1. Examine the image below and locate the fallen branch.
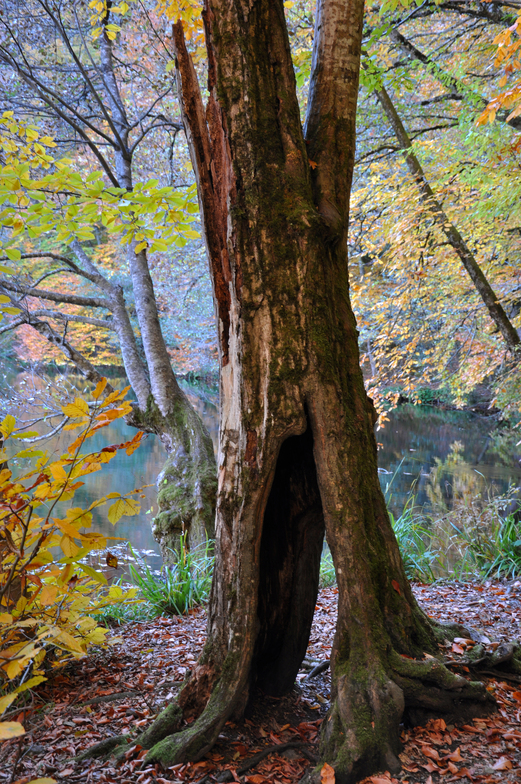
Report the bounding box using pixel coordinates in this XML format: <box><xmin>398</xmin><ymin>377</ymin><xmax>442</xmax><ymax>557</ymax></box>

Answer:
<box><xmin>194</xmin><ymin>741</ymin><xmax>317</xmax><ymax>784</ymax></box>
<box><xmin>304</xmin><ymin>660</ymin><xmax>329</xmax><ymax>680</ymax></box>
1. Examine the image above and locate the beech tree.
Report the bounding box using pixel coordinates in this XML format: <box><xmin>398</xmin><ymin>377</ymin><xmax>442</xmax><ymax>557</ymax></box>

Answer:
<box><xmin>84</xmin><ymin>1</ymin><xmax>521</xmax><ymax>781</ymax></box>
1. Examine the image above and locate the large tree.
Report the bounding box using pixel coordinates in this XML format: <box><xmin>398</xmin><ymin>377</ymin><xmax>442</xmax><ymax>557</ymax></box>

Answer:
<box><xmin>87</xmin><ymin>0</ymin><xmax>506</xmax><ymax>781</ymax></box>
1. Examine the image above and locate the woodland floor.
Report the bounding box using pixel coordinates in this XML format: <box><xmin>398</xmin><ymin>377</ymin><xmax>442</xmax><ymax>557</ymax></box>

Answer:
<box><xmin>1</xmin><ymin>580</ymin><xmax>521</xmax><ymax>784</ymax></box>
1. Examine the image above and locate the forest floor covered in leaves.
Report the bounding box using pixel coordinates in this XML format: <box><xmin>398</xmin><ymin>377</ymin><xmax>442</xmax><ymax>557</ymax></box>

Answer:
<box><xmin>1</xmin><ymin>580</ymin><xmax>521</xmax><ymax>784</ymax></box>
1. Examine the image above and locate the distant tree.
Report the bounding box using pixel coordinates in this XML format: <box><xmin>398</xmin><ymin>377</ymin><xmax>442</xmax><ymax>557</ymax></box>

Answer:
<box><xmin>0</xmin><ymin>1</ymin><xmax>216</xmax><ymax>554</ymax></box>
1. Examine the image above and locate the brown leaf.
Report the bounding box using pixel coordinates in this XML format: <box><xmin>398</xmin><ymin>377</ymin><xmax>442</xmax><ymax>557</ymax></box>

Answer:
<box><xmin>106</xmin><ymin>552</ymin><xmax>118</xmax><ymax>569</ymax></box>
<box><xmin>320</xmin><ymin>762</ymin><xmax>335</xmax><ymax>784</ymax></box>
<box><xmin>492</xmin><ymin>756</ymin><xmax>512</xmax><ymax>770</ymax></box>
<box><xmin>445</xmin><ymin>747</ymin><xmax>462</xmax><ymax>763</ymax></box>
<box><xmin>421</xmin><ymin>762</ymin><xmax>440</xmax><ymax>773</ymax></box>
<box><xmin>421</xmin><ymin>745</ymin><xmax>440</xmax><ymax>761</ymax></box>
<box><xmin>391</xmin><ymin>579</ymin><xmax>401</xmax><ymax>595</ymax></box>
<box><xmin>452</xmin><ymin>643</ymin><xmax>465</xmax><ymax>655</ymax></box>
<box><xmin>511</xmin><ymin>690</ymin><xmax>521</xmax><ymax>702</ymax></box>
<box><xmin>245</xmin><ymin>776</ymin><xmax>267</xmax><ymax>784</ymax></box>
<box><xmin>447</xmin><ymin>761</ymin><xmax>458</xmax><ymax>774</ymax></box>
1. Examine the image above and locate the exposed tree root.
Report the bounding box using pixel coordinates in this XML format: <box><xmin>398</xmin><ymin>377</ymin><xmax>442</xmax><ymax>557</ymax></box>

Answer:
<box><xmin>389</xmin><ymin>649</ymin><xmax>496</xmax><ymax>726</ymax></box>
<box><xmin>75</xmin><ymin>735</ymin><xmax>130</xmax><ymax>762</ymax></box>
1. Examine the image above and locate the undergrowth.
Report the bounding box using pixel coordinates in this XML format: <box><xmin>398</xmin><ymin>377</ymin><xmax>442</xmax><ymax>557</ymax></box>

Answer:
<box><xmin>96</xmin><ymin>536</ymin><xmax>214</xmax><ymax>625</ymax></box>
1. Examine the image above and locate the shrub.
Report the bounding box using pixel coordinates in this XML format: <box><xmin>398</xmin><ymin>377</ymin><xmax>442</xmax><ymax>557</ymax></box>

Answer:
<box><xmin>0</xmin><ymin>380</ymin><xmax>143</xmax><ymax>739</ymax></box>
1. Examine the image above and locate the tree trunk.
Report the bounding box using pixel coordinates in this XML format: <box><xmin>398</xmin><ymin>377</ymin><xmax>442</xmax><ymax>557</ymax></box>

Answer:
<box><xmin>376</xmin><ymin>84</ymin><xmax>521</xmax><ymax>353</ymax></box>
<box><xmin>129</xmin><ymin>1</ymin><xmax>496</xmax><ymax>780</ymax></box>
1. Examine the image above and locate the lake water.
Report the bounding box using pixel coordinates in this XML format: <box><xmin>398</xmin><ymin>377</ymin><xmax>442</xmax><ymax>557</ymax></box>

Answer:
<box><xmin>5</xmin><ymin>375</ymin><xmax>521</xmax><ymax>565</ymax></box>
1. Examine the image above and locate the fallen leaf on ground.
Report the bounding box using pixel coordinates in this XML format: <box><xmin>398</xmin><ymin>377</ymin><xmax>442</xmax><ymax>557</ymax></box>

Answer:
<box><xmin>492</xmin><ymin>756</ymin><xmax>512</xmax><ymax>770</ymax></box>
<box><xmin>320</xmin><ymin>762</ymin><xmax>335</xmax><ymax>784</ymax></box>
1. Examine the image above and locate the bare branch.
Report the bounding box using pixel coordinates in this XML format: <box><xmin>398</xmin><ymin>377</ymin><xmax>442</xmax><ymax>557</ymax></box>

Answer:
<box><xmin>0</xmin><ymin>317</ymin><xmax>24</xmax><ymax>335</ymax></box>
<box><xmin>0</xmin><ymin>279</ymin><xmax>111</xmax><ymax>309</ymax></box>
<box><xmin>30</xmin><ymin>310</ymin><xmax>115</xmax><ymax>329</ymax></box>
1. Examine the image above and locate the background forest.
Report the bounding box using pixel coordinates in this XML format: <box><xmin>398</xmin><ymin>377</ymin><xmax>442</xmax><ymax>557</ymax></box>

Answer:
<box><xmin>0</xmin><ymin>0</ymin><xmax>519</xmax><ymax>427</ymax></box>
<box><xmin>2</xmin><ymin>1</ymin><xmax>521</xmax><ymax>779</ymax></box>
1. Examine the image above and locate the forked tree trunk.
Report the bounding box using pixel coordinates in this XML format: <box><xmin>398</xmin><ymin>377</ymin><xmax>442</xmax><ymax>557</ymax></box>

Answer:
<box><xmin>137</xmin><ymin>1</ymin><xmax>495</xmax><ymax>781</ymax></box>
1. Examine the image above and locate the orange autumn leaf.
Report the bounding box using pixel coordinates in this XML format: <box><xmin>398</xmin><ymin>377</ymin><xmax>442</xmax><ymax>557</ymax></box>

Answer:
<box><xmin>421</xmin><ymin>745</ymin><xmax>440</xmax><ymax>761</ymax></box>
<box><xmin>493</xmin><ymin>756</ymin><xmax>513</xmax><ymax>770</ymax></box>
<box><xmin>444</xmin><ymin>746</ymin><xmax>462</xmax><ymax>762</ymax></box>
<box><xmin>391</xmin><ymin>579</ymin><xmax>401</xmax><ymax>596</ymax></box>
<box><xmin>320</xmin><ymin>763</ymin><xmax>335</xmax><ymax>784</ymax></box>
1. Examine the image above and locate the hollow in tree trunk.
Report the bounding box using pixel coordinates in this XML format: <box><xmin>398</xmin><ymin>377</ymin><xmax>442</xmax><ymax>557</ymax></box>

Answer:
<box><xmin>127</xmin><ymin>1</ymin><xmax>498</xmax><ymax>781</ymax></box>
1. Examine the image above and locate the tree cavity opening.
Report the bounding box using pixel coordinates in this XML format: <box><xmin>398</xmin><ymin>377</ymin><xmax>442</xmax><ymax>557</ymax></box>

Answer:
<box><xmin>253</xmin><ymin>420</ymin><xmax>326</xmax><ymax>697</ymax></box>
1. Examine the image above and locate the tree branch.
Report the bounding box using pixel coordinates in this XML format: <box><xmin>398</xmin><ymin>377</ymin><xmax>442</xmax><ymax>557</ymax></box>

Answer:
<box><xmin>389</xmin><ymin>29</ymin><xmax>521</xmax><ymax>130</ymax></box>
<box><xmin>305</xmin><ymin>0</ymin><xmax>365</xmax><ymax>237</ymax></box>
<box><xmin>376</xmin><ymin>84</ymin><xmax>521</xmax><ymax>352</ymax></box>
<box><xmin>30</xmin><ymin>309</ymin><xmax>115</xmax><ymax>329</ymax></box>
<box><xmin>0</xmin><ymin>279</ymin><xmax>111</xmax><ymax>309</ymax></box>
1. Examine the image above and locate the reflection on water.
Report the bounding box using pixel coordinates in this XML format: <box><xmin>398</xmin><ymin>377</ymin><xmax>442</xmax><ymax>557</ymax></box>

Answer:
<box><xmin>377</xmin><ymin>406</ymin><xmax>521</xmax><ymax>519</ymax></box>
<box><xmin>5</xmin><ymin>369</ymin><xmax>521</xmax><ymax>563</ymax></box>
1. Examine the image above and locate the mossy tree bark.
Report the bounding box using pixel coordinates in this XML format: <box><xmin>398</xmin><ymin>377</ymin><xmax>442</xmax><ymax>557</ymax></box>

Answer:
<box><xmin>138</xmin><ymin>0</ymin><xmax>496</xmax><ymax>780</ymax></box>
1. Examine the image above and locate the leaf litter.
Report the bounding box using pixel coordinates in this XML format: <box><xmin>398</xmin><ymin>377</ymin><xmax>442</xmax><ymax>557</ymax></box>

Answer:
<box><xmin>1</xmin><ymin>580</ymin><xmax>520</xmax><ymax>783</ymax></box>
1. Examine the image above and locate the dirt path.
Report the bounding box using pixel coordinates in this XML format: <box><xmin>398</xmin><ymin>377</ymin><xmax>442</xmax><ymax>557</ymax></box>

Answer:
<box><xmin>1</xmin><ymin>580</ymin><xmax>520</xmax><ymax>784</ymax></box>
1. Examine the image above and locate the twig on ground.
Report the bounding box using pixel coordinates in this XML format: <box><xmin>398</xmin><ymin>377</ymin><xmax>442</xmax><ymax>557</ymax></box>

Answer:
<box><xmin>195</xmin><ymin>741</ymin><xmax>317</xmax><ymax>784</ymax></box>
<box><xmin>304</xmin><ymin>660</ymin><xmax>329</xmax><ymax>680</ymax></box>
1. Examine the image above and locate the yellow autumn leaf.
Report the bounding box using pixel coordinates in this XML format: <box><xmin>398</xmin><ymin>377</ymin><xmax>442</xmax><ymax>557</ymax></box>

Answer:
<box><xmin>64</xmin><ymin>507</ymin><xmax>93</xmax><ymax>527</ymax></box>
<box><xmin>0</xmin><ymin>693</ymin><xmax>17</xmax><ymax>715</ymax></box>
<box><xmin>99</xmin><ymin>386</ymin><xmax>130</xmax><ymax>408</ymax></box>
<box><xmin>0</xmin><ymin>721</ymin><xmax>25</xmax><ymax>739</ymax></box>
<box><xmin>107</xmin><ymin>497</ymin><xmax>140</xmax><ymax>524</ymax></box>
<box><xmin>48</xmin><ymin>462</ymin><xmax>68</xmax><ymax>483</ymax></box>
<box><xmin>61</xmin><ymin>397</ymin><xmax>89</xmax><ymax>418</ymax></box>
<box><xmin>26</xmin><ymin>778</ymin><xmax>57</xmax><ymax>784</ymax></box>
<box><xmin>39</xmin><ymin>585</ymin><xmax>58</xmax><ymax>606</ymax></box>
<box><xmin>5</xmin><ymin>659</ymin><xmax>24</xmax><ymax>679</ymax></box>
<box><xmin>0</xmin><ymin>467</ymin><xmax>12</xmax><ymax>483</ymax></box>
<box><xmin>0</xmin><ymin>613</ymin><xmax>13</xmax><ymax>624</ymax></box>
<box><xmin>60</xmin><ymin>535</ymin><xmax>81</xmax><ymax>558</ymax></box>
<box><xmin>92</xmin><ymin>378</ymin><xmax>108</xmax><ymax>399</ymax></box>
<box><xmin>53</xmin><ymin>629</ymin><xmax>86</xmax><ymax>655</ymax></box>
<box><xmin>15</xmin><ymin>675</ymin><xmax>47</xmax><ymax>694</ymax></box>
<box><xmin>0</xmin><ymin>414</ymin><xmax>16</xmax><ymax>437</ymax></box>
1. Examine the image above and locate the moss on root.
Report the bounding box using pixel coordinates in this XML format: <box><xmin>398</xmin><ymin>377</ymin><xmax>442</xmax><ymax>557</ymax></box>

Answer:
<box><xmin>154</xmin><ymin>449</ymin><xmax>217</xmax><ymax>557</ymax></box>
<box><xmin>134</xmin><ymin>394</ymin><xmax>217</xmax><ymax>559</ymax></box>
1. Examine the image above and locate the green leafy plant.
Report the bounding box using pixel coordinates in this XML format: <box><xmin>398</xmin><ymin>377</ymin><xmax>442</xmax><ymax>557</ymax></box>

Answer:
<box><xmin>319</xmin><ymin>547</ymin><xmax>336</xmax><ymax>588</ymax></box>
<box><xmin>389</xmin><ymin>502</ymin><xmax>437</xmax><ymax>582</ymax></box>
<box><xmin>444</xmin><ymin>509</ymin><xmax>521</xmax><ymax>580</ymax></box>
<box><xmin>128</xmin><ymin>536</ymin><xmax>214</xmax><ymax>617</ymax></box>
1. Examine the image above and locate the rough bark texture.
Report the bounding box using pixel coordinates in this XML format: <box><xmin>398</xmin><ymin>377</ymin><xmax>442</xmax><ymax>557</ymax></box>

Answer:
<box><xmin>133</xmin><ymin>1</ymin><xmax>496</xmax><ymax>781</ymax></box>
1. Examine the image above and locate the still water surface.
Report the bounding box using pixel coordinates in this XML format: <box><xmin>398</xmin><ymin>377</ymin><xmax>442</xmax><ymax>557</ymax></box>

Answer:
<box><xmin>9</xmin><ymin>379</ymin><xmax>521</xmax><ymax>562</ymax></box>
